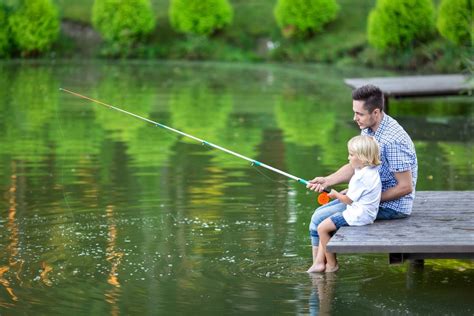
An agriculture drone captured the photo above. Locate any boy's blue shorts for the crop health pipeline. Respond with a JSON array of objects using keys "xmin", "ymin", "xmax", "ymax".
[{"xmin": 330, "ymin": 213, "xmax": 348, "ymax": 229}]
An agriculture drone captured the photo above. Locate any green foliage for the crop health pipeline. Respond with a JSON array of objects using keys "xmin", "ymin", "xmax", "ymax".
[
  {"xmin": 170, "ymin": 84, "xmax": 233, "ymax": 141},
  {"xmin": 368, "ymin": 0, "xmax": 435, "ymax": 52},
  {"xmin": 8, "ymin": 0, "xmax": 59, "ymax": 55},
  {"xmin": 274, "ymin": 0, "xmax": 339, "ymax": 38},
  {"xmin": 437, "ymin": 0, "xmax": 473, "ymax": 46},
  {"xmin": 169, "ymin": 0, "xmax": 233, "ymax": 36},
  {"xmin": 0, "ymin": 5, "xmax": 10, "ymax": 57},
  {"xmin": 55, "ymin": 0, "xmax": 94, "ymax": 24},
  {"xmin": 92, "ymin": 0, "xmax": 156, "ymax": 51}
]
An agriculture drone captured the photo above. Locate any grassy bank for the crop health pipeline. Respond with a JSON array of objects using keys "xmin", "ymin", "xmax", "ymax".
[{"xmin": 53, "ymin": 0, "xmax": 471, "ymax": 73}]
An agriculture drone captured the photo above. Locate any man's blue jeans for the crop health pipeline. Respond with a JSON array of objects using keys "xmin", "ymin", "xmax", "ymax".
[{"xmin": 309, "ymin": 199, "xmax": 345, "ymax": 246}]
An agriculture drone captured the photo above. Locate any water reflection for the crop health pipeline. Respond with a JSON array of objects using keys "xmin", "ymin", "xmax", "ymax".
[
  {"xmin": 0, "ymin": 61, "xmax": 472, "ymax": 314},
  {"xmin": 308, "ymin": 273, "xmax": 336, "ymax": 316},
  {"xmin": 1, "ymin": 162, "xmax": 20, "ymax": 303},
  {"xmin": 105, "ymin": 205, "xmax": 122, "ymax": 316}
]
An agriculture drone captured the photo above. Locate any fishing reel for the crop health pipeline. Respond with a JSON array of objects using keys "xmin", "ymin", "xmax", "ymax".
[{"xmin": 317, "ymin": 188, "xmax": 332, "ymax": 205}]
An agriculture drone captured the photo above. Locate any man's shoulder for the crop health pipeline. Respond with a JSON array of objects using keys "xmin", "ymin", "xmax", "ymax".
[{"xmin": 378, "ymin": 115, "xmax": 412, "ymax": 143}]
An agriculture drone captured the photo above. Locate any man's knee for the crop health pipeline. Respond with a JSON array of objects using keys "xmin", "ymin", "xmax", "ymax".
[{"xmin": 310, "ymin": 211, "xmax": 326, "ymax": 226}]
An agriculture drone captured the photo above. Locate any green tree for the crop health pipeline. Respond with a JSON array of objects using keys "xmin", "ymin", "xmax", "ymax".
[
  {"xmin": 368, "ymin": 0, "xmax": 435, "ymax": 52},
  {"xmin": 437, "ymin": 0, "xmax": 473, "ymax": 46},
  {"xmin": 169, "ymin": 0, "xmax": 233, "ymax": 36},
  {"xmin": 274, "ymin": 0, "xmax": 339, "ymax": 38},
  {"xmin": 92, "ymin": 0, "xmax": 155, "ymax": 53},
  {"xmin": 0, "ymin": 5, "xmax": 10, "ymax": 56},
  {"xmin": 8, "ymin": 0, "xmax": 59, "ymax": 56}
]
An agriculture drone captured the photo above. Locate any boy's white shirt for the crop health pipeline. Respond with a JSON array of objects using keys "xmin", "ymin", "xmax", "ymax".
[{"xmin": 342, "ymin": 166, "xmax": 382, "ymax": 226}]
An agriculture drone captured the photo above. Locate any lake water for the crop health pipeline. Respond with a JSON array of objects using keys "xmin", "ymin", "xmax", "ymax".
[{"xmin": 0, "ymin": 60, "xmax": 473, "ymax": 314}]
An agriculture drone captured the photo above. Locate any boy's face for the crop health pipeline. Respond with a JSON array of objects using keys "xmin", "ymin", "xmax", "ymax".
[
  {"xmin": 352, "ymin": 100, "xmax": 379, "ymax": 130},
  {"xmin": 348, "ymin": 149, "xmax": 364, "ymax": 169}
]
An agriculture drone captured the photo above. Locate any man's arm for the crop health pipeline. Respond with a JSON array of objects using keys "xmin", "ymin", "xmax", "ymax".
[
  {"xmin": 381, "ymin": 170, "xmax": 413, "ymax": 202},
  {"xmin": 307, "ymin": 163, "xmax": 354, "ymax": 192}
]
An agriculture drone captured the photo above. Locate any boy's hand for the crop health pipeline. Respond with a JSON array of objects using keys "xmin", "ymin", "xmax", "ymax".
[{"xmin": 327, "ymin": 189, "xmax": 338, "ymax": 199}]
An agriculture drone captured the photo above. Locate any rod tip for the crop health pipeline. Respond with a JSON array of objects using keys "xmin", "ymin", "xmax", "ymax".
[{"xmin": 59, "ymin": 88, "xmax": 64, "ymax": 91}]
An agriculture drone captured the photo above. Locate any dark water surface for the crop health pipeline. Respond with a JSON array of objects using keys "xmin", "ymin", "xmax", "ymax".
[{"xmin": 0, "ymin": 60, "xmax": 473, "ymax": 315}]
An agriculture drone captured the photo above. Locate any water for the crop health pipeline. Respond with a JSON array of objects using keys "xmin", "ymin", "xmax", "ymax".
[{"xmin": 0, "ymin": 60, "xmax": 473, "ymax": 314}]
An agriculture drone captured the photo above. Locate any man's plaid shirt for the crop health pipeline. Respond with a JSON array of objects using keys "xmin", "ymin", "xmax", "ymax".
[{"xmin": 362, "ymin": 114, "xmax": 418, "ymax": 215}]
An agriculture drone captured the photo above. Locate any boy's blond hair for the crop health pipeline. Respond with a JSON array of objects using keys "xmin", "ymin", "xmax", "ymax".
[{"xmin": 348, "ymin": 135, "xmax": 381, "ymax": 167}]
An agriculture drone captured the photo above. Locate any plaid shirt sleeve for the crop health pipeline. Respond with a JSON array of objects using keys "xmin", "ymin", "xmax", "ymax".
[{"xmin": 384, "ymin": 141, "xmax": 416, "ymax": 173}]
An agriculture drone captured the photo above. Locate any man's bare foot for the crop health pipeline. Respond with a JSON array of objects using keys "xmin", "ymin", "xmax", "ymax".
[
  {"xmin": 325, "ymin": 264, "xmax": 339, "ymax": 273},
  {"xmin": 307, "ymin": 263, "xmax": 326, "ymax": 273}
]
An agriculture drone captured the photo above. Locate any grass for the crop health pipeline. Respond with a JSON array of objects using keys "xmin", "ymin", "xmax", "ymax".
[{"xmin": 54, "ymin": 0, "xmax": 94, "ymax": 24}]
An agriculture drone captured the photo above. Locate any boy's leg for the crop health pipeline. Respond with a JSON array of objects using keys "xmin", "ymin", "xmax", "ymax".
[
  {"xmin": 309, "ymin": 200, "xmax": 345, "ymax": 257},
  {"xmin": 318, "ymin": 217, "xmax": 339, "ymax": 272},
  {"xmin": 307, "ymin": 244, "xmax": 326, "ymax": 273},
  {"xmin": 306, "ymin": 218, "xmax": 337, "ymax": 273}
]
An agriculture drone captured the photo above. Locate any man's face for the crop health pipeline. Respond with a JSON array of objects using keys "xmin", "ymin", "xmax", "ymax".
[{"xmin": 352, "ymin": 100, "xmax": 379, "ymax": 130}]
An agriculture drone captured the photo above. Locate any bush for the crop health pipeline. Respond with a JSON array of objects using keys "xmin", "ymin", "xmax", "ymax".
[
  {"xmin": 437, "ymin": 0, "xmax": 472, "ymax": 46},
  {"xmin": 368, "ymin": 0, "xmax": 435, "ymax": 52},
  {"xmin": 0, "ymin": 5, "xmax": 10, "ymax": 56},
  {"xmin": 92, "ymin": 0, "xmax": 155, "ymax": 48},
  {"xmin": 8, "ymin": 0, "xmax": 59, "ymax": 55},
  {"xmin": 274, "ymin": 0, "xmax": 339, "ymax": 38},
  {"xmin": 169, "ymin": 0, "xmax": 233, "ymax": 36}
]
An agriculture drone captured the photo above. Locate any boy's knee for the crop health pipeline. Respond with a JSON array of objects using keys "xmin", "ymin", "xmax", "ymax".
[
  {"xmin": 317, "ymin": 220, "xmax": 330, "ymax": 234},
  {"xmin": 317, "ymin": 223, "xmax": 324, "ymax": 235}
]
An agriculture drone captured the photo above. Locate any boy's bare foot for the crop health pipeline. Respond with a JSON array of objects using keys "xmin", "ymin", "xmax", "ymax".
[
  {"xmin": 307, "ymin": 263, "xmax": 326, "ymax": 273},
  {"xmin": 325, "ymin": 264, "xmax": 339, "ymax": 273}
]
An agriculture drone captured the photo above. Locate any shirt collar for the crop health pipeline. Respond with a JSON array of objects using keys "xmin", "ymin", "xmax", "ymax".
[{"xmin": 366, "ymin": 113, "xmax": 388, "ymax": 137}]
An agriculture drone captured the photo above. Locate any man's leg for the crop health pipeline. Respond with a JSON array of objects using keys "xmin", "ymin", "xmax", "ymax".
[
  {"xmin": 376, "ymin": 207, "xmax": 409, "ymax": 220},
  {"xmin": 309, "ymin": 200, "xmax": 345, "ymax": 246}
]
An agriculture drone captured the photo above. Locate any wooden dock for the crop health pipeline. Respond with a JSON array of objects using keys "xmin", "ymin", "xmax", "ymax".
[
  {"xmin": 345, "ymin": 74, "xmax": 471, "ymax": 98},
  {"xmin": 327, "ymin": 191, "xmax": 474, "ymax": 264},
  {"xmin": 344, "ymin": 75, "xmax": 472, "ymax": 110}
]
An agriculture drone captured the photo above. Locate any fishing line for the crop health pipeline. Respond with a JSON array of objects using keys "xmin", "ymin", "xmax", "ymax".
[
  {"xmin": 251, "ymin": 165, "xmax": 293, "ymax": 188},
  {"xmin": 60, "ymin": 88, "xmax": 331, "ymax": 203},
  {"xmin": 53, "ymin": 100, "xmax": 74, "ymax": 214},
  {"xmin": 201, "ymin": 140, "xmax": 291, "ymax": 188}
]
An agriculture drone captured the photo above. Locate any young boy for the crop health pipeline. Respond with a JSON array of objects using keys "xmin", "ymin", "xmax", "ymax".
[{"xmin": 308, "ymin": 135, "xmax": 382, "ymax": 273}]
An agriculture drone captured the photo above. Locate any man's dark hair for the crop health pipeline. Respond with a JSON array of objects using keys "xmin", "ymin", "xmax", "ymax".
[{"xmin": 352, "ymin": 84, "xmax": 384, "ymax": 113}]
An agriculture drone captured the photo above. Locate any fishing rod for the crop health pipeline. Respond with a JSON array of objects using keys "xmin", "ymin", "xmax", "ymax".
[{"xmin": 60, "ymin": 88, "xmax": 331, "ymax": 203}]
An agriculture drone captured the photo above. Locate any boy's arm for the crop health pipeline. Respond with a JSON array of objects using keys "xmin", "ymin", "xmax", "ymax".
[{"xmin": 328, "ymin": 189, "xmax": 353, "ymax": 205}]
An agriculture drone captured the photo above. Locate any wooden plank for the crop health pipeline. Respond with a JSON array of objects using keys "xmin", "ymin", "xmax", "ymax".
[
  {"xmin": 327, "ymin": 191, "xmax": 474, "ymax": 255},
  {"xmin": 344, "ymin": 75, "xmax": 472, "ymax": 98}
]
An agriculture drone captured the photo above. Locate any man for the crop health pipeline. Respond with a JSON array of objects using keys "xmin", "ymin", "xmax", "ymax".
[{"xmin": 306, "ymin": 84, "xmax": 418, "ymax": 271}]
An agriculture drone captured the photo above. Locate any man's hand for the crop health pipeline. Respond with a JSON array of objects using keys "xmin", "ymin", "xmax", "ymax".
[{"xmin": 306, "ymin": 176, "xmax": 329, "ymax": 192}]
